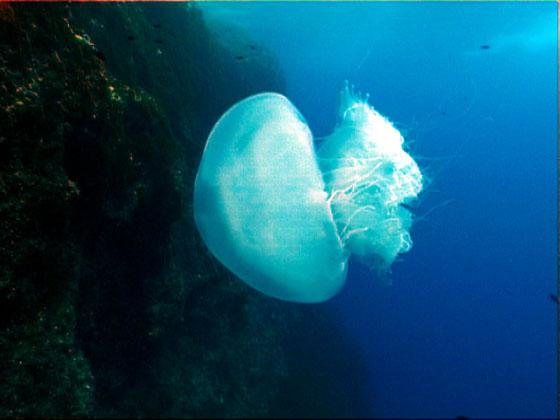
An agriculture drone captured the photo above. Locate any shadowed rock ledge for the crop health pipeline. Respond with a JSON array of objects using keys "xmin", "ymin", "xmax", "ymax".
[{"xmin": 0, "ymin": 3, "xmax": 370, "ymax": 417}]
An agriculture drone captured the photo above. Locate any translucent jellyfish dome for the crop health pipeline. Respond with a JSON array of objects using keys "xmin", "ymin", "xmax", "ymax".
[{"xmin": 194, "ymin": 82, "xmax": 423, "ymax": 303}]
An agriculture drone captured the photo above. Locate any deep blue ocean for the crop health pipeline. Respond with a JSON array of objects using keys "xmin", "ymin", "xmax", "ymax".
[{"xmin": 201, "ymin": 2, "xmax": 558, "ymax": 417}]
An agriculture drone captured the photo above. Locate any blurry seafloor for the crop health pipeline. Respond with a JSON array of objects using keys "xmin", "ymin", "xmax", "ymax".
[{"xmin": 0, "ymin": 1, "xmax": 557, "ymax": 419}]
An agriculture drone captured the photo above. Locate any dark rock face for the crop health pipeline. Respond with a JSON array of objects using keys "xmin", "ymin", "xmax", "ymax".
[{"xmin": 0, "ymin": 3, "xmax": 369, "ymax": 418}]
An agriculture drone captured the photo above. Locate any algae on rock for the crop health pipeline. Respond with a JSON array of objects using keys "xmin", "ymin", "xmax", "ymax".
[{"xmin": 0, "ymin": 3, "xmax": 369, "ymax": 417}]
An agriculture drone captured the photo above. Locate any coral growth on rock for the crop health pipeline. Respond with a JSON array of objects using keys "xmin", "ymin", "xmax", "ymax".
[{"xmin": 0, "ymin": 3, "xmax": 369, "ymax": 417}]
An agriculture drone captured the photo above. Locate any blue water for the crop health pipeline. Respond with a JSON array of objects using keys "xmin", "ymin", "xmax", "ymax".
[{"xmin": 201, "ymin": 2, "xmax": 558, "ymax": 418}]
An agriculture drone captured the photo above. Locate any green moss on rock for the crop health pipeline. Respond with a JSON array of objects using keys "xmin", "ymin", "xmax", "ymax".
[
  {"xmin": 1, "ymin": 3, "xmax": 369, "ymax": 418},
  {"xmin": 0, "ymin": 4, "xmax": 182, "ymax": 416}
]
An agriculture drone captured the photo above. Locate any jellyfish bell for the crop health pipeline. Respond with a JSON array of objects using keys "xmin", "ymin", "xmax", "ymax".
[
  {"xmin": 193, "ymin": 83, "xmax": 423, "ymax": 303},
  {"xmin": 194, "ymin": 93, "xmax": 348, "ymax": 303}
]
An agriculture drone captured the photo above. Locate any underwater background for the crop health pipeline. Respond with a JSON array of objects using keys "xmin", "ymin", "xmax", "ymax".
[
  {"xmin": 0, "ymin": 1, "xmax": 557, "ymax": 418},
  {"xmin": 202, "ymin": 2, "xmax": 558, "ymax": 417}
]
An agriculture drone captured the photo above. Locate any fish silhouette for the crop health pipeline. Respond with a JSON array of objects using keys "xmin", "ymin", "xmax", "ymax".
[{"xmin": 94, "ymin": 50, "xmax": 106, "ymax": 62}]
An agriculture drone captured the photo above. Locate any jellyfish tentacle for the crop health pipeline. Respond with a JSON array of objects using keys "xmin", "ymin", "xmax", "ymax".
[{"xmin": 318, "ymin": 83, "xmax": 422, "ymax": 272}]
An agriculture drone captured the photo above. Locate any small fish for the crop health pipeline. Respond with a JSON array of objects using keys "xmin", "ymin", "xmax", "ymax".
[
  {"xmin": 154, "ymin": 39, "xmax": 164, "ymax": 45},
  {"xmin": 549, "ymin": 293, "xmax": 559, "ymax": 304},
  {"xmin": 249, "ymin": 45, "xmax": 256, "ymax": 51},
  {"xmin": 400, "ymin": 203, "xmax": 415, "ymax": 212},
  {"xmin": 235, "ymin": 55, "xmax": 245, "ymax": 61},
  {"xmin": 127, "ymin": 35, "xmax": 136, "ymax": 41},
  {"xmin": 94, "ymin": 50, "xmax": 106, "ymax": 62},
  {"xmin": 480, "ymin": 45, "xmax": 490, "ymax": 50},
  {"xmin": 153, "ymin": 23, "xmax": 162, "ymax": 29}
]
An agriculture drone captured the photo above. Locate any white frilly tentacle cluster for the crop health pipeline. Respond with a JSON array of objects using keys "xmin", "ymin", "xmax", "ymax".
[{"xmin": 318, "ymin": 81, "xmax": 423, "ymax": 273}]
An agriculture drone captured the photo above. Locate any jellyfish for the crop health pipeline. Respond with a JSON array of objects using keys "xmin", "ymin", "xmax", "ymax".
[{"xmin": 193, "ymin": 82, "xmax": 422, "ymax": 303}]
